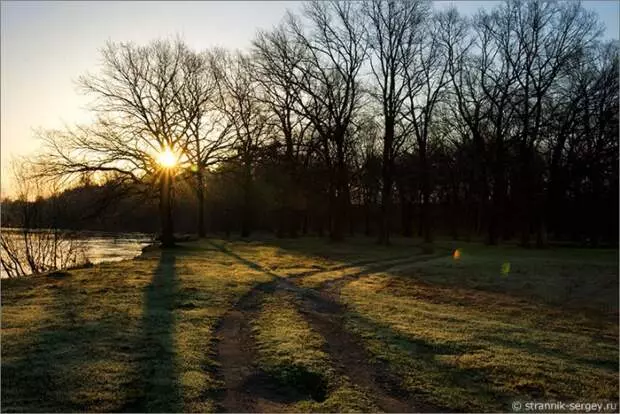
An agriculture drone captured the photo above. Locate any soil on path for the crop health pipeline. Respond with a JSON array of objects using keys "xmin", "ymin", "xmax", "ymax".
[{"xmin": 213, "ymin": 247, "xmax": 447, "ymax": 413}]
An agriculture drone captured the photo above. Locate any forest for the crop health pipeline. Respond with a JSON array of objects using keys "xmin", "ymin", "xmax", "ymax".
[{"xmin": 2, "ymin": 0, "xmax": 618, "ymax": 247}]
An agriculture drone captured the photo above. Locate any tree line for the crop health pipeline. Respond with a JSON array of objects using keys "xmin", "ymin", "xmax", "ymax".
[{"xmin": 4, "ymin": 0, "xmax": 618, "ymax": 248}]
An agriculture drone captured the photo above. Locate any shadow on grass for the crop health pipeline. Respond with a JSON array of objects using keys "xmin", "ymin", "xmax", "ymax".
[
  {"xmin": 122, "ymin": 250, "xmax": 182, "ymax": 412},
  {"xmin": 479, "ymin": 334, "xmax": 619, "ymax": 372},
  {"xmin": 1, "ymin": 276, "xmax": 138, "ymax": 412},
  {"xmin": 343, "ymin": 311, "xmax": 513, "ymax": 410},
  {"xmin": 296, "ymin": 285, "xmax": 511, "ymax": 411},
  {"xmin": 210, "ymin": 242, "xmax": 332, "ymax": 406},
  {"xmin": 259, "ymin": 236, "xmax": 429, "ymax": 264},
  {"xmin": 210, "ymin": 242, "xmax": 490, "ymax": 410},
  {"xmin": 212, "ymin": 238, "xmax": 618, "ymax": 411},
  {"xmin": 2, "ymin": 251, "xmax": 186, "ymax": 412},
  {"xmin": 209, "ymin": 241, "xmax": 280, "ymax": 278},
  {"xmin": 2, "ymin": 282, "xmax": 82, "ymax": 412}
]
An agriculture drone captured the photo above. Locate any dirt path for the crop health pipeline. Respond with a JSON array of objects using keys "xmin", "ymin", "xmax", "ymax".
[
  {"xmin": 213, "ymin": 249, "xmax": 447, "ymax": 413},
  {"xmin": 215, "ymin": 286, "xmax": 299, "ymax": 413},
  {"xmin": 282, "ymin": 254, "xmax": 447, "ymax": 412},
  {"xmin": 278, "ymin": 277, "xmax": 429, "ymax": 413},
  {"xmin": 216, "ymin": 307, "xmax": 261, "ymax": 413}
]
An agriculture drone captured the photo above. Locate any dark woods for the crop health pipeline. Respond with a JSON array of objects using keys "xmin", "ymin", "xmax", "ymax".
[{"xmin": 3, "ymin": 0, "xmax": 618, "ymax": 247}]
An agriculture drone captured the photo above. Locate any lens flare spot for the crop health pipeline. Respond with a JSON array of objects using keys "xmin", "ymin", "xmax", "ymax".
[
  {"xmin": 453, "ymin": 249, "xmax": 461, "ymax": 260},
  {"xmin": 501, "ymin": 262, "xmax": 511, "ymax": 276}
]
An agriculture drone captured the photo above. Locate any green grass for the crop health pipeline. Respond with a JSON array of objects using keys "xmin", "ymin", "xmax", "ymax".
[
  {"xmin": 253, "ymin": 291, "xmax": 378, "ymax": 412},
  {"xmin": 335, "ymin": 244, "xmax": 619, "ymax": 412},
  {"xmin": 398, "ymin": 242, "xmax": 619, "ymax": 313},
  {"xmin": 1, "ymin": 237, "xmax": 618, "ymax": 412},
  {"xmin": 1, "ymin": 241, "xmax": 273, "ymax": 412}
]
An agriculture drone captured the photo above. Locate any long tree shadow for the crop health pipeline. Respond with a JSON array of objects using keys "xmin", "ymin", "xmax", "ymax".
[
  {"xmin": 211, "ymin": 241, "xmax": 539, "ymax": 411},
  {"xmin": 209, "ymin": 240, "xmax": 280, "ymax": 277},
  {"xmin": 2, "ymin": 272, "xmax": 139, "ymax": 412},
  {"xmin": 1, "ymin": 279, "xmax": 96, "ymax": 412},
  {"xmin": 338, "ymin": 309, "xmax": 515, "ymax": 411},
  {"xmin": 210, "ymin": 241, "xmax": 451, "ymax": 412},
  {"xmin": 478, "ymin": 334, "xmax": 619, "ymax": 372},
  {"xmin": 123, "ymin": 250, "xmax": 182, "ymax": 412}
]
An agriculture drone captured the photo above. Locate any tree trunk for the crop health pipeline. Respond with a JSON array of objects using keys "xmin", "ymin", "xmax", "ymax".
[
  {"xmin": 276, "ymin": 205, "xmax": 286, "ymax": 238},
  {"xmin": 241, "ymin": 163, "xmax": 253, "ymax": 238},
  {"xmin": 449, "ymin": 187, "xmax": 459, "ymax": 241},
  {"xmin": 518, "ymin": 144, "xmax": 532, "ymax": 248},
  {"xmin": 287, "ymin": 149, "xmax": 299, "ymax": 239},
  {"xmin": 419, "ymin": 144, "xmax": 433, "ymax": 244},
  {"xmin": 401, "ymin": 199, "xmax": 414, "ymax": 238},
  {"xmin": 378, "ymin": 176, "xmax": 392, "ymax": 243},
  {"xmin": 488, "ymin": 168, "xmax": 505, "ymax": 246},
  {"xmin": 302, "ymin": 210, "xmax": 309, "ymax": 235},
  {"xmin": 288, "ymin": 206, "xmax": 299, "ymax": 238},
  {"xmin": 330, "ymin": 142, "xmax": 348, "ymax": 242},
  {"xmin": 378, "ymin": 121, "xmax": 394, "ymax": 245},
  {"xmin": 160, "ymin": 171, "xmax": 175, "ymax": 248},
  {"xmin": 196, "ymin": 171, "xmax": 205, "ymax": 238},
  {"xmin": 364, "ymin": 194, "xmax": 373, "ymax": 237}
]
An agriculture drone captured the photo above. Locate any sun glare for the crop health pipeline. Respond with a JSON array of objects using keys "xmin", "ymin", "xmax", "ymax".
[{"xmin": 157, "ymin": 147, "xmax": 178, "ymax": 169}]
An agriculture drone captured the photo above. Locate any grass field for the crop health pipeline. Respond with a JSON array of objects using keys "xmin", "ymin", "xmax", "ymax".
[{"xmin": 1, "ymin": 237, "xmax": 618, "ymax": 412}]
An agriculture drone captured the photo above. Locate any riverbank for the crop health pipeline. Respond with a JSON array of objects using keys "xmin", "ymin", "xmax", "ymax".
[
  {"xmin": 0, "ymin": 230, "xmax": 153, "ymax": 278},
  {"xmin": 2, "ymin": 238, "xmax": 618, "ymax": 412}
]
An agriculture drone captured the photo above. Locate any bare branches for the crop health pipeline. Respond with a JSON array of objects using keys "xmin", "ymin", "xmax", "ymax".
[
  {"xmin": 43, "ymin": 39, "xmax": 201, "ymax": 187},
  {"xmin": 0, "ymin": 161, "xmax": 87, "ymax": 277}
]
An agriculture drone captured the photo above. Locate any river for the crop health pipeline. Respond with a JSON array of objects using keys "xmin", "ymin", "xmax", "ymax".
[{"xmin": 0, "ymin": 228, "xmax": 154, "ymax": 278}]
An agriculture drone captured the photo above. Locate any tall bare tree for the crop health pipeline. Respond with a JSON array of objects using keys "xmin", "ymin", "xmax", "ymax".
[
  {"xmin": 175, "ymin": 49, "xmax": 234, "ymax": 237},
  {"xmin": 496, "ymin": 0, "xmax": 601, "ymax": 246},
  {"xmin": 252, "ymin": 24, "xmax": 311, "ymax": 237},
  {"xmin": 363, "ymin": 0, "xmax": 429, "ymax": 245},
  {"xmin": 209, "ymin": 49, "xmax": 273, "ymax": 237},
  {"xmin": 286, "ymin": 0, "xmax": 368, "ymax": 241},
  {"xmin": 39, "ymin": 38, "xmax": 200, "ymax": 247},
  {"xmin": 471, "ymin": 8, "xmax": 522, "ymax": 244},
  {"xmin": 402, "ymin": 10, "xmax": 451, "ymax": 244}
]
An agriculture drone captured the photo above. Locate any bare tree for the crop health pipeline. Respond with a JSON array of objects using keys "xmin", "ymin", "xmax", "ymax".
[
  {"xmin": 495, "ymin": 0, "xmax": 601, "ymax": 246},
  {"xmin": 348, "ymin": 110, "xmax": 382, "ymax": 236},
  {"xmin": 402, "ymin": 10, "xmax": 451, "ymax": 244},
  {"xmin": 544, "ymin": 40, "xmax": 619, "ymax": 245},
  {"xmin": 175, "ymin": 49, "xmax": 234, "ymax": 237},
  {"xmin": 438, "ymin": 7, "xmax": 515, "ymax": 244},
  {"xmin": 471, "ymin": 8, "xmax": 522, "ymax": 244},
  {"xmin": 286, "ymin": 0, "xmax": 368, "ymax": 241},
  {"xmin": 363, "ymin": 0, "xmax": 429, "ymax": 245},
  {"xmin": 39, "ymin": 38, "xmax": 201, "ymax": 247},
  {"xmin": 209, "ymin": 49, "xmax": 273, "ymax": 237},
  {"xmin": 0, "ymin": 160, "xmax": 86, "ymax": 278},
  {"xmin": 252, "ymin": 24, "xmax": 311, "ymax": 237}
]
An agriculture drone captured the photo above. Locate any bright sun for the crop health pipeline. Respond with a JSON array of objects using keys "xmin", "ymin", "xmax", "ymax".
[{"xmin": 157, "ymin": 147, "xmax": 178, "ymax": 168}]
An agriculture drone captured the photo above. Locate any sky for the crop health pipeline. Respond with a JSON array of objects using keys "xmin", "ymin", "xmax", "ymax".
[{"xmin": 1, "ymin": 0, "xmax": 618, "ymax": 198}]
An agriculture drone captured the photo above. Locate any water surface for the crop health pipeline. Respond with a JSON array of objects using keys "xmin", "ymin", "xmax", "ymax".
[{"xmin": 0, "ymin": 229, "xmax": 154, "ymax": 277}]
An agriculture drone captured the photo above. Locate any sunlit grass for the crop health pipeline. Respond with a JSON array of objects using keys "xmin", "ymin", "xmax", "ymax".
[
  {"xmin": 336, "ymin": 246, "xmax": 619, "ymax": 412},
  {"xmin": 1, "ymin": 259, "xmax": 153, "ymax": 412},
  {"xmin": 1, "ymin": 241, "xmax": 274, "ymax": 412},
  {"xmin": 253, "ymin": 291, "xmax": 378, "ymax": 412},
  {"xmin": 1, "ymin": 238, "xmax": 617, "ymax": 412}
]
